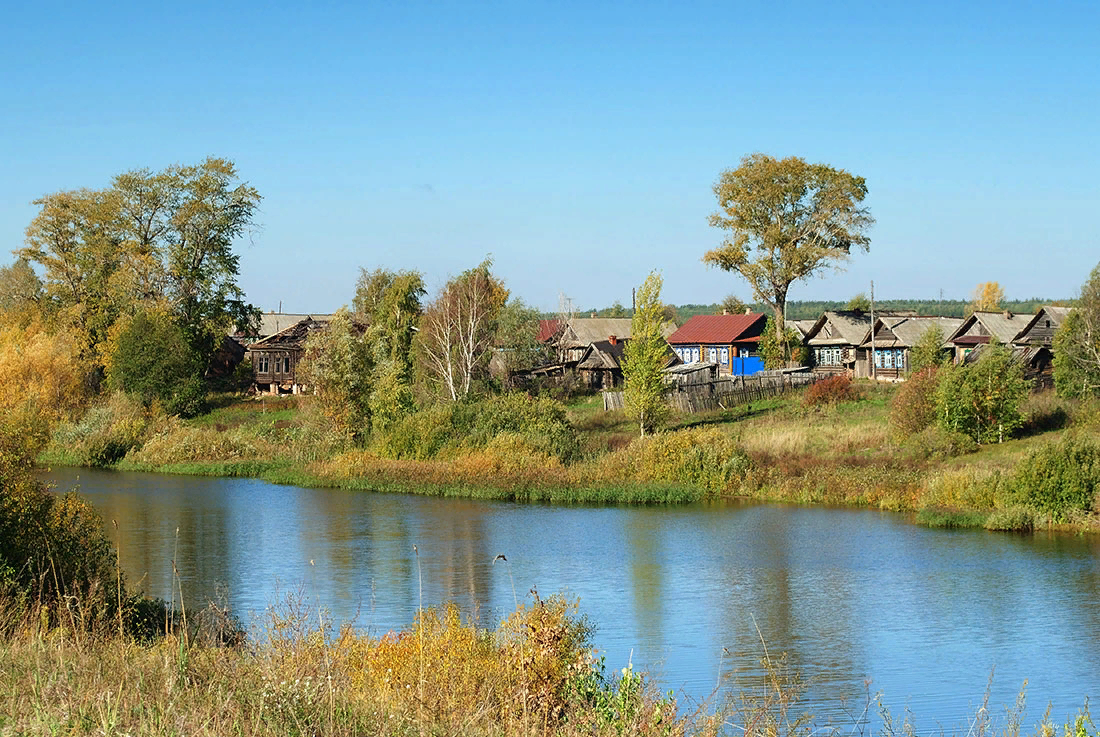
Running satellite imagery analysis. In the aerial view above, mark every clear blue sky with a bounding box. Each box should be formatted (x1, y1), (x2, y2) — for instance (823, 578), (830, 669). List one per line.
(3, 0), (1097, 313)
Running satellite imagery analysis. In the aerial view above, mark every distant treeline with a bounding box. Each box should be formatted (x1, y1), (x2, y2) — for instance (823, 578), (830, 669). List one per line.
(581, 299), (1068, 324)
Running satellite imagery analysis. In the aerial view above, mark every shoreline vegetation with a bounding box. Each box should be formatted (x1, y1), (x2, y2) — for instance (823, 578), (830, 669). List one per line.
(37, 378), (1100, 534)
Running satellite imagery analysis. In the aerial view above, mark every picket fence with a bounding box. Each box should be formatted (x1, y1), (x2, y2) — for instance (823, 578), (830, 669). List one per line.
(603, 371), (823, 413)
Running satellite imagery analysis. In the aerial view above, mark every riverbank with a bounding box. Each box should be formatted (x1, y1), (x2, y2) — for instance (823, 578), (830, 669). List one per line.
(38, 384), (1100, 532)
(2, 593), (1093, 737)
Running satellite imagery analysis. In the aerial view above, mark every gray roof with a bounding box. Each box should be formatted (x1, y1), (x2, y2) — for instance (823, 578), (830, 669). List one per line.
(561, 317), (676, 348)
(1013, 305), (1073, 343)
(947, 311), (1032, 345)
(232, 312), (336, 340)
(788, 319), (819, 339)
(805, 310), (873, 346)
(863, 316), (964, 349)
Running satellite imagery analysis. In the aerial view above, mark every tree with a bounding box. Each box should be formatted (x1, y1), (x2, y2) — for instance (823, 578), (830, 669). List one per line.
(494, 298), (553, 380)
(846, 293), (871, 312)
(967, 281), (1005, 315)
(417, 259), (509, 401)
(18, 158), (261, 377)
(104, 308), (206, 417)
(705, 154), (873, 356)
(298, 309), (373, 438)
(908, 325), (949, 374)
(719, 294), (747, 316)
(758, 317), (807, 369)
(622, 271), (670, 436)
(0, 259), (43, 319)
(353, 268), (427, 429)
(936, 341), (1028, 444)
(1053, 263), (1100, 398)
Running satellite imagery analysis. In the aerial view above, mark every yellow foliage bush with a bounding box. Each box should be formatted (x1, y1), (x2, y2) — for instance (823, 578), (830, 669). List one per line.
(0, 320), (86, 421)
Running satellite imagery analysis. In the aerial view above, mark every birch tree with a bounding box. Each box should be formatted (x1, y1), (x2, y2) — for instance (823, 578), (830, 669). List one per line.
(1054, 263), (1100, 398)
(417, 260), (508, 400)
(705, 153), (873, 353)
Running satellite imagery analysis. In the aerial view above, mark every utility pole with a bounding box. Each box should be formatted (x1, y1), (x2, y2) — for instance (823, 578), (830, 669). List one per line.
(870, 280), (876, 381)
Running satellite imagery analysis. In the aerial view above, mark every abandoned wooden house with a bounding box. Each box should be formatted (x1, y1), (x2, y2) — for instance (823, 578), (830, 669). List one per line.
(232, 311), (335, 346)
(573, 335), (680, 389)
(666, 313), (768, 375)
(247, 316), (329, 394)
(1012, 305), (1073, 348)
(858, 316), (963, 379)
(946, 310), (1033, 362)
(961, 342), (1055, 387)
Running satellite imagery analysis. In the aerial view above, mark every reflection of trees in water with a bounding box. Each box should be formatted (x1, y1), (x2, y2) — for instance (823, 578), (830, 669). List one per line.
(712, 507), (864, 711)
(625, 510), (665, 649)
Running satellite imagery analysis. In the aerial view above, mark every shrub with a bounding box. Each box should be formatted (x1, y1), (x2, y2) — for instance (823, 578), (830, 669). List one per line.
(1008, 434), (1100, 522)
(901, 425), (977, 460)
(375, 393), (579, 463)
(936, 342), (1028, 444)
(890, 367), (942, 437)
(47, 392), (152, 467)
(984, 505), (1036, 532)
(1021, 390), (1073, 434)
(803, 375), (859, 407)
(615, 427), (751, 494)
(105, 309), (206, 417)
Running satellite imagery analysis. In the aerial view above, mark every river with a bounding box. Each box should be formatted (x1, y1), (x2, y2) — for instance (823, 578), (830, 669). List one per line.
(46, 466), (1100, 730)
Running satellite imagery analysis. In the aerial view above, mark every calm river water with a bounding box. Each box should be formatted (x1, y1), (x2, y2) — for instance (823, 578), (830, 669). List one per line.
(46, 467), (1100, 730)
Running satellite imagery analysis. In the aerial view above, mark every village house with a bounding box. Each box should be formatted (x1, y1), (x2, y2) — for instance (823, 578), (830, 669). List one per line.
(1012, 305), (1072, 348)
(859, 315), (963, 379)
(573, 335), (680, 389)
(232, 311), (335, 346)
(803, 310), (875, 378)
(247, 316), (330, 394)
(945, 310), (1033, 362)
(666, 313), (768, 375)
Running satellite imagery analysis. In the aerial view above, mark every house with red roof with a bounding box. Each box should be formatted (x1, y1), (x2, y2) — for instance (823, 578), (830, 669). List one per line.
(666, 313), (768, 375)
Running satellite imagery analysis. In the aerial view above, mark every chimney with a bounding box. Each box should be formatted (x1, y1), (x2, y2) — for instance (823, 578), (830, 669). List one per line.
(609, 335), (617, 346)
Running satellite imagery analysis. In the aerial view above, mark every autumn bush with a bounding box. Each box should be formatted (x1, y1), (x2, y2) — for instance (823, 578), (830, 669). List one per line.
(802, 374), (859, 407)
(889, 367), (942, 437)
(0, 319), (88, 422)
(375, 392), (579, 463)
(599, 427), (751, 495)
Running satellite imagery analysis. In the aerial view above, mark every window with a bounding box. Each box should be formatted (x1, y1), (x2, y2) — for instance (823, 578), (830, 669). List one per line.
(720, 347), (730, 364)
(708, 347), (719, 362)
(257, 354), (269, 373)
(874, 349), (905, 370)
(691, 347), (700, 363)
(283, 357), (291, 373)
(815, 348), (843, 366)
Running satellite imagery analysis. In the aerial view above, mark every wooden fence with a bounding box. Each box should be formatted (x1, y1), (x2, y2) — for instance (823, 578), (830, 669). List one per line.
(602, 371), (823, 414)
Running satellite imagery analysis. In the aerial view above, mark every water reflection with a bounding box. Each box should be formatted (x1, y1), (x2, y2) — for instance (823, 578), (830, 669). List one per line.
(46, 467), (1100, 729)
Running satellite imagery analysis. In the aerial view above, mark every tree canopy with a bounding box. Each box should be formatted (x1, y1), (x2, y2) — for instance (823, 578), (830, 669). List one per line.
(967, 281), (1005, 315)
(1053, 263), (1100, 398)
(18, 157), (260, 377)
(705, 153), (873, 353)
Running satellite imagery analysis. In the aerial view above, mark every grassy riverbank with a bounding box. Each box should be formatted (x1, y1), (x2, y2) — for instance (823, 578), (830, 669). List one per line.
(38, 384), (1100, 531)
(2, 594), (1095, 737)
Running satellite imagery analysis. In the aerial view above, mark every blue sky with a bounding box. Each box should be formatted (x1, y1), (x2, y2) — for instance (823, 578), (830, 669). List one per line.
(3, 0), (1097, 312)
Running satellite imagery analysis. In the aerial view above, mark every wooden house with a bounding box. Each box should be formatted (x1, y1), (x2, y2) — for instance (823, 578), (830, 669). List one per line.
(946, 311), (1033, 362)
(859, 316), (963, 379)
(247, 317), (329, 394)
(961, 343), (1055, 388)
(1012, 305), (1072, 348)
(804, 310), (874, 377)
(574, 335), (680, 389)
(666, 313), (768, 375)
(232, 311), (335, 346)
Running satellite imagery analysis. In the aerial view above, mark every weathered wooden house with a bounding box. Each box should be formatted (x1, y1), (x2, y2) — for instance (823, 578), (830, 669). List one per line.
(574, 335), (680, 389)
(961, 342), (1055, 387)
(946, 311), (1033, 362)
(804, 310), (875, 377)
(247, 317), (329, 394)
(1012, 305), (1072, 348)
(232, 311), (335, 346)
(859, 316), (963, 379)
(666, 313), (768, 375)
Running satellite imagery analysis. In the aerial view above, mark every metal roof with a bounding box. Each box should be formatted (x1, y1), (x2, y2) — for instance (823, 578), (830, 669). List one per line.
(667, 313), (767, 345)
